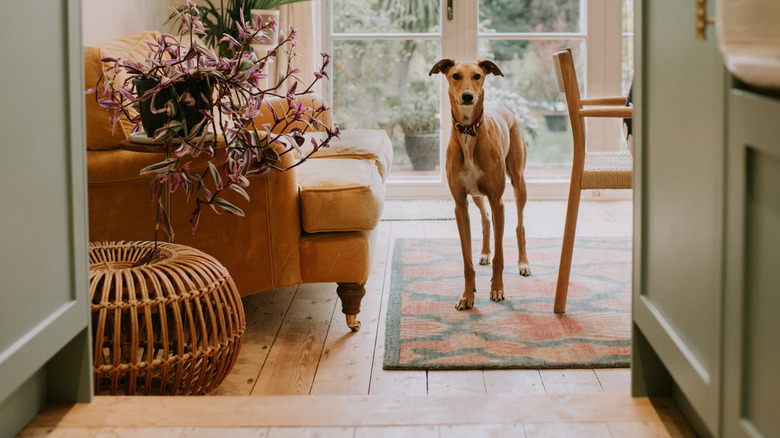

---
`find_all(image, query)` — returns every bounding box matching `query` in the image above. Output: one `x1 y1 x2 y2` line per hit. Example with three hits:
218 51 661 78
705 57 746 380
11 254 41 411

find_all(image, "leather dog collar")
452 110 484 137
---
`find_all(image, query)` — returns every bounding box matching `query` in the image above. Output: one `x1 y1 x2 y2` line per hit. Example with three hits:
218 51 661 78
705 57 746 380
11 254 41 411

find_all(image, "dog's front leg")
489 197 505 302
454 198 476 310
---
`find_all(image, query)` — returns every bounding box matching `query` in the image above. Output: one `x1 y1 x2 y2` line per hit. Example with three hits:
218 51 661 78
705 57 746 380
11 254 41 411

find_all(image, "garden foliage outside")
331 0 584 174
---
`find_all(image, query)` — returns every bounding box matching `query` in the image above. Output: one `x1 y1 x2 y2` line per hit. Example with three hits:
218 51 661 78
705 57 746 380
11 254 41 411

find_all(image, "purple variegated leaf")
208 162 222 188
229 184 250 201
140 158 179 175
189 205 201 233
212 197 245 216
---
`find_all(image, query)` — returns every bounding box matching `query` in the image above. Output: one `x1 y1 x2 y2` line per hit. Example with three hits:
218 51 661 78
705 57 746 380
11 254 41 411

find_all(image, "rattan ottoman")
89 241 245 395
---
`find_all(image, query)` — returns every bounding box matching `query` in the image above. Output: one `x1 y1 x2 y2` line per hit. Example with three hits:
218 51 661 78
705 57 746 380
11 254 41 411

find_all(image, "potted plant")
89 2 338 243
171 0 312 56
398 80 440 171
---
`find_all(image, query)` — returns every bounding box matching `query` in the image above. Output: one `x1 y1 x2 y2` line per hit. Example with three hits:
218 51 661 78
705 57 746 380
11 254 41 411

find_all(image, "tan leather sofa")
85 32 392 331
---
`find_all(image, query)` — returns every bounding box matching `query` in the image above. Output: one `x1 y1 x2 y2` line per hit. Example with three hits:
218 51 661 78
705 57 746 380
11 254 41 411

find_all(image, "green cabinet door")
632 0 726 435
0 1 92 437
722 89 780 438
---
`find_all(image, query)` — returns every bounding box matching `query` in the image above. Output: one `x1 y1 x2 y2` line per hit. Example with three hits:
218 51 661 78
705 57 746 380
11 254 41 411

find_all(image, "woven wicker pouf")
89 241 245 395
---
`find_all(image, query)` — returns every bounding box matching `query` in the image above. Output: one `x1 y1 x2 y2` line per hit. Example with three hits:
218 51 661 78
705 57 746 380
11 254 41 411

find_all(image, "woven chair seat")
581 151 633 190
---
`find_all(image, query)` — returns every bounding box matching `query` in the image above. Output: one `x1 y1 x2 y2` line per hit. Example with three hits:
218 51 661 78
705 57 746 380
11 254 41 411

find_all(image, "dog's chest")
457 135 485 195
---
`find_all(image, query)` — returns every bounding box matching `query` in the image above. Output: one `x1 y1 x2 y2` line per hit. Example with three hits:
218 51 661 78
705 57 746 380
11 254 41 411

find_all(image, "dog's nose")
461 92 474 104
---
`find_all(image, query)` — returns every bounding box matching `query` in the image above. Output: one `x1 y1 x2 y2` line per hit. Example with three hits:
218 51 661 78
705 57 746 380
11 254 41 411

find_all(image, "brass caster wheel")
346 314 361 332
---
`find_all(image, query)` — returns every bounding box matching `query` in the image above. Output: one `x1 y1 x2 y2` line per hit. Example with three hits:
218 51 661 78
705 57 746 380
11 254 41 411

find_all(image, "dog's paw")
479 253 491 265
490 289 505 302
518 263 532 277
456 293 475 310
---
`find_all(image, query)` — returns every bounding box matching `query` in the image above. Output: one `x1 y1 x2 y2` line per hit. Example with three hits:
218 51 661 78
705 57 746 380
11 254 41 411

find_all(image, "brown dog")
429 59 531 310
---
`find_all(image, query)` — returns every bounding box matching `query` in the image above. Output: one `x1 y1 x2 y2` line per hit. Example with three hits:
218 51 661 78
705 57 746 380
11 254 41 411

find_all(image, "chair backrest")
552 48 586 155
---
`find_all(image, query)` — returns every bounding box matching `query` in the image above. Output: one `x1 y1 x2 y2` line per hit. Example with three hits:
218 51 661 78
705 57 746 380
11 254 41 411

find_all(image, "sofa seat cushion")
297 158 385 233
302 129 393 180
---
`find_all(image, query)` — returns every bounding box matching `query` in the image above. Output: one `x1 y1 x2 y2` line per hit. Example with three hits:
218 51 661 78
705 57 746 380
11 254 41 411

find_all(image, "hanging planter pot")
134 78 213 138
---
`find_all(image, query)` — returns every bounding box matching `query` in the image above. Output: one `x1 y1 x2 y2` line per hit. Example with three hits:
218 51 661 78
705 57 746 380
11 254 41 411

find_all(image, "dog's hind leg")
472 195 492 265
506 129 532 277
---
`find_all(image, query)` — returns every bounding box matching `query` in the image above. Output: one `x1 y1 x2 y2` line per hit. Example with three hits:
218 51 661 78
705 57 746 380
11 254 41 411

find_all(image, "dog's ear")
429 59 455 76
478 60 504 77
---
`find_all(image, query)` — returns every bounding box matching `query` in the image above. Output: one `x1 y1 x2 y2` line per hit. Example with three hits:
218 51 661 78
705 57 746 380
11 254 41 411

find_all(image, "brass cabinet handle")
696 0 716 40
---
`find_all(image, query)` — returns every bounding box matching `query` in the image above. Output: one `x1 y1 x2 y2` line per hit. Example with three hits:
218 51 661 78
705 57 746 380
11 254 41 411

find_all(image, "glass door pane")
478 0 584 181
331 0 443 180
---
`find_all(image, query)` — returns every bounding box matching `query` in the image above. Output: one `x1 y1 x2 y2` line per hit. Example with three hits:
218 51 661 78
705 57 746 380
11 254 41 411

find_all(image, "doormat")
381 199 455 221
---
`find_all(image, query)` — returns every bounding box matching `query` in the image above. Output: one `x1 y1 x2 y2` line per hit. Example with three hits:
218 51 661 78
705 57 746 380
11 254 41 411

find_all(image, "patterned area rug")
383 237 632 370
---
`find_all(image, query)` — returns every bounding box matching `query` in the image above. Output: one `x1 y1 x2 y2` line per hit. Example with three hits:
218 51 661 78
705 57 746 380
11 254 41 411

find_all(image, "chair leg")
555 187 583 313
336 282 366 332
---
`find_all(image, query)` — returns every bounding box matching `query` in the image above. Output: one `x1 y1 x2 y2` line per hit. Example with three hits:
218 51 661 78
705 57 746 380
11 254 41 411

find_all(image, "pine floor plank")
524 422 612 437
539 369 604 394
607 421 672 438
579 201 624 237
249 282 337 395
284 282 339 324
354 425 439 438
427 370 486 395
16 428 100 438
94 427 187 437
181 428 270 438
251 321 330 395
441 423 527 438
540 200 570 237
595 368 632 393
603 200 634 236
267 427 355 438
483 370 545 395
422 219 458 238
212 287 297 396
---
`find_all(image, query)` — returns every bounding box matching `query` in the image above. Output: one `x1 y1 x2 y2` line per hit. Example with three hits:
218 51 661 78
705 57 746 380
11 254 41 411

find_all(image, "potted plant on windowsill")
397 80 440 171
90 1 338 243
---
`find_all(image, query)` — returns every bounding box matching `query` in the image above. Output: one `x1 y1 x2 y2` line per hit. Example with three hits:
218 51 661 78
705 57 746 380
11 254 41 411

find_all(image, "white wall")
82 0 180 45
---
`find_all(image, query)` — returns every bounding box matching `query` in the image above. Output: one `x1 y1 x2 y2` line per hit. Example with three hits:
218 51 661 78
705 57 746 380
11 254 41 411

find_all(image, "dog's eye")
452 73 461 80
473 74 481 80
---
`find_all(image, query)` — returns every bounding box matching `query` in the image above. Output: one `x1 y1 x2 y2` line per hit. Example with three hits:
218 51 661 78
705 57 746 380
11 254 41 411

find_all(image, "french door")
324 0 630 199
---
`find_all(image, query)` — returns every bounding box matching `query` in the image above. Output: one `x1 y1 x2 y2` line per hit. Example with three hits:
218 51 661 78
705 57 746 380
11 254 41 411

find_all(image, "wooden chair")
552 48 633 313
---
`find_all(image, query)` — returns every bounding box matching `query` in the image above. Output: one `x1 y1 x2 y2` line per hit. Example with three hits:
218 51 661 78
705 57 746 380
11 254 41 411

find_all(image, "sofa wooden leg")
336 283 366 332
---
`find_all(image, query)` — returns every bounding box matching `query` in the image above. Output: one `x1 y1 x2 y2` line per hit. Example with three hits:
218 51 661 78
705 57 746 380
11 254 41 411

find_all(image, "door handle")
447 0 453 21
696 0 716 40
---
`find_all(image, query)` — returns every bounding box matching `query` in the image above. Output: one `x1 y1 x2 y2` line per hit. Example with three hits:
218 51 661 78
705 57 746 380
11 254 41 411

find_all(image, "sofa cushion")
297 158 384 233
302 129 393 180
84 31 161 151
